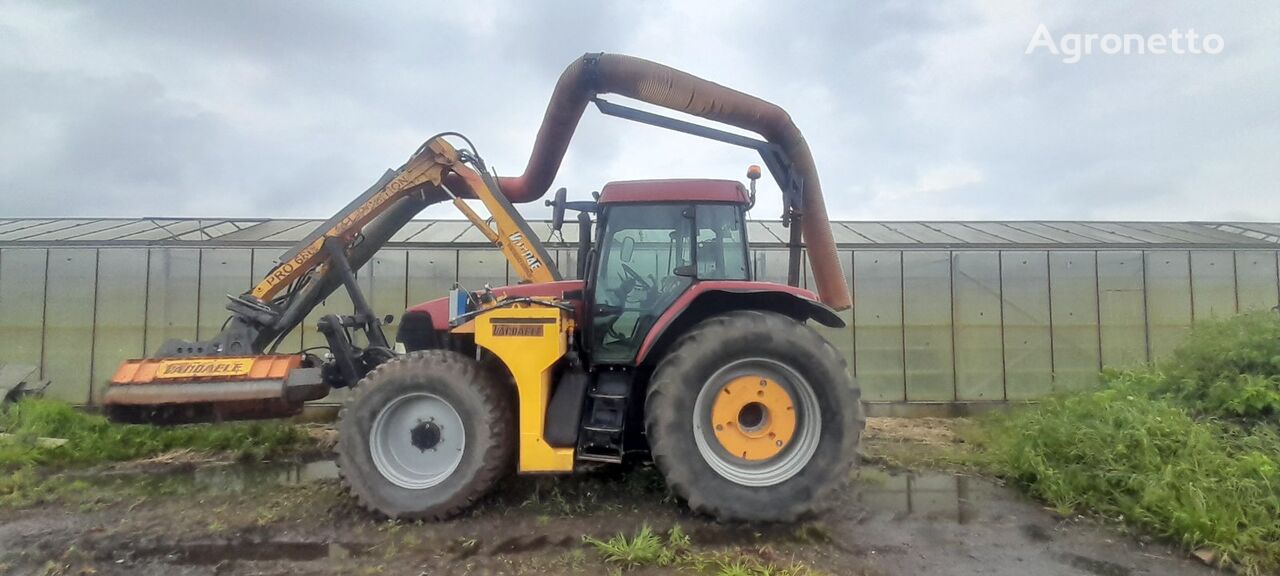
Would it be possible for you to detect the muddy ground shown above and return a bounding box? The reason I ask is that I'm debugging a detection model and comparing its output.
[0,419,1218,576]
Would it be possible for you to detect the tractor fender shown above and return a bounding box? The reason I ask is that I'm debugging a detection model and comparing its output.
[635,281,844,366]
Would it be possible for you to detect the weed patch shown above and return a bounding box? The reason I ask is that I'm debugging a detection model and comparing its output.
[1156,311,1280,420]
[976,312,1280,574]
[0,398,313,468]
[585,524,820,575]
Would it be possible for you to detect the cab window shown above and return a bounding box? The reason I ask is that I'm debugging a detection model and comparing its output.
[695,204,749,280]
[591,204,693,364]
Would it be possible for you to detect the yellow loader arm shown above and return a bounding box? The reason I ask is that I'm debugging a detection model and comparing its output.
[251,137,557,303]
[105,133,561,423]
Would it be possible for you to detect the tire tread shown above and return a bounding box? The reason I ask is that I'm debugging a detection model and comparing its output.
[335,349,514,521]
[645,310,864,522]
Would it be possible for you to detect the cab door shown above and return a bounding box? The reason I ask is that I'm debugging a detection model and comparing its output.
[586,203,694,365]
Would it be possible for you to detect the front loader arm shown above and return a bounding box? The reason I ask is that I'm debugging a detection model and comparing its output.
[241,135,559,353]
[445,162,560,286]
[251,138,459,303]
[107,132,564,422]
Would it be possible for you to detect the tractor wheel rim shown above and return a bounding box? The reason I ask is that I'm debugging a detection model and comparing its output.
[692,358,821,487]
[369,392,465,490]
[709,374,797,461]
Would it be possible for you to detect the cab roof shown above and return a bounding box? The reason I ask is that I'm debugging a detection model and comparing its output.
[597,179,749,205]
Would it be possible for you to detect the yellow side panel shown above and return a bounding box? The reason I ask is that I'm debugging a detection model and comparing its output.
[474,306,575,473]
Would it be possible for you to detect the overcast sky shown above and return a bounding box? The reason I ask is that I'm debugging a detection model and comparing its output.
[1,1,1277,222]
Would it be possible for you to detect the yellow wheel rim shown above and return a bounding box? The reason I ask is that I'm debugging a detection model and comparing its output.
[709,375,796,461]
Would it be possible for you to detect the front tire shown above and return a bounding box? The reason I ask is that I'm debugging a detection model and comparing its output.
[645,310,864,522]
[336,350,513,520]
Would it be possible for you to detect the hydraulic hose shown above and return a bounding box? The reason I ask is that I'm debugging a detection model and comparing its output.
[475,53,850,310]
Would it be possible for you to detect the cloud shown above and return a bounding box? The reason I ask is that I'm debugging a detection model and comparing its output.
[0,0,1276,222]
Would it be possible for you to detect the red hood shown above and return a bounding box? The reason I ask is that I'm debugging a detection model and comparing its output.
[407,280,585,330]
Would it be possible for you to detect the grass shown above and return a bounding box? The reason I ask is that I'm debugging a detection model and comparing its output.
[974,311,1280,574]
[3,465,174,509]
[0,398,315,509]
[1152,311,1280,420]
[585,525,679,569]
[502,464,674,519]
[585,524,820,576]
[0,398,312,468]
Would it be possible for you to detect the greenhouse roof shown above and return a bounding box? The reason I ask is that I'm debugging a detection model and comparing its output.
[0,218,1277,249]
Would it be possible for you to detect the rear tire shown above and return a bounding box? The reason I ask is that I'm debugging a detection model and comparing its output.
[645,310,864,522]
[336,350,513,520]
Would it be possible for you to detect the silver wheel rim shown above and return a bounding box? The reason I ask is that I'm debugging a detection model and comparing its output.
[369,392,465,490]
[692,358,821,487]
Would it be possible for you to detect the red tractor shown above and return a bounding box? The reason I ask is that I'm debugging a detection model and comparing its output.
[106,53,864,522]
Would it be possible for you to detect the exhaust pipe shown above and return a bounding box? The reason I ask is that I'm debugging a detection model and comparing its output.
[484,53,850,310]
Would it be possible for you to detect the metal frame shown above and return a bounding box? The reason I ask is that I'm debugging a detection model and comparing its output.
[592,97,806,286]
[314,237,393,387]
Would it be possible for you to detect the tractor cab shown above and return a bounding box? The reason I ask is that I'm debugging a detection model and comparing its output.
[582,179,752,365]
[538,172,845,467]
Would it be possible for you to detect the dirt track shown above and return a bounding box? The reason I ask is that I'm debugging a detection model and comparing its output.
[0,419,1217,576]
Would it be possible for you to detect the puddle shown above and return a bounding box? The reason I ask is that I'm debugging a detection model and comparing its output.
[126,540,368,566]
[185,459,339,489]
[846,473,1157,576]
[81,464,1003,527]
[70,459,340,495]
[852,471,1008,525]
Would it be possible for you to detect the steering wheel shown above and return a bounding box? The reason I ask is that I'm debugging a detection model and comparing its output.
[603,264,658,343]
[611,263,655,307]
[620,263,652,291]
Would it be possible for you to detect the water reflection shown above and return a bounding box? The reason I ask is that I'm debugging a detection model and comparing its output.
[188,459,339,489]
[69,459,341,495]
[854,472,1003,524]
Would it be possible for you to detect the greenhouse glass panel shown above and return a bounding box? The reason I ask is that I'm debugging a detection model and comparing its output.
[804,251,855,371]
[1001,251,1052,400]
[407,250,458,307]
[1234,251,1279,312]
[753,250,790,284]
[368,250,408,324]
[251,249,301,352]
[853,251,904,401]
[144,249,200,353]
[92,250,148,403]
[0,249,46,371]
[952,251,1004,400]
[457,249,508,292]
[42,249,97,403]
[1049,251,1100,391]
[1190,251,1237,321]
[1145,251,1192,363]
[902,251,954,401]
[197,249,253,340]
[1097,251,1148,367]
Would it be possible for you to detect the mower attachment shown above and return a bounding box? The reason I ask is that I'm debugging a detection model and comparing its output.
[104,355,328,423]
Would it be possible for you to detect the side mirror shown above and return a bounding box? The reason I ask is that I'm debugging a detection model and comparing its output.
[546,187,568,232]
[620,236,635,263]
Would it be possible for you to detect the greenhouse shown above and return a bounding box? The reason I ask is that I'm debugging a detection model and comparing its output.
[1,217,1277,410]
